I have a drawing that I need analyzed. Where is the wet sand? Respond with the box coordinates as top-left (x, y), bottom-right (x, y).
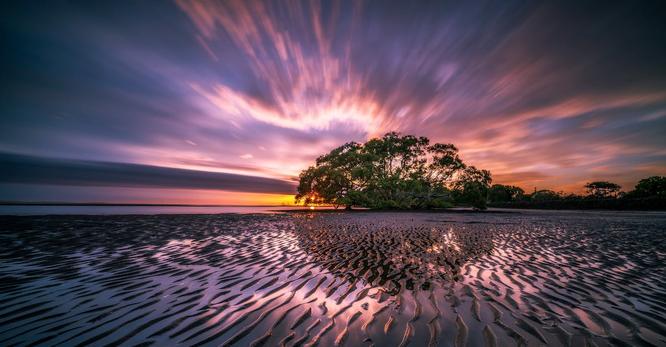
top-left (0, 210), bottom-right (665, 346)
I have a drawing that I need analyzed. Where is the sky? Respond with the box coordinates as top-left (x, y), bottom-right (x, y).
top-left (1, 0), bottom-right (665, 204)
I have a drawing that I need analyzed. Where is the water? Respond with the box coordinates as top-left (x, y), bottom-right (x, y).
top-left (0, 205), bottom-right (317, 215)
top-left (0, 210), bottom-right (664, 346)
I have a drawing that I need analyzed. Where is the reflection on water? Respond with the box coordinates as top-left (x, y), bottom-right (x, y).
top-left (0, 204), bottom-right (318, 215)
top-left (0, 211), bottom-right (665, 346)
top-left (295, 214), bottom-right (494, 294)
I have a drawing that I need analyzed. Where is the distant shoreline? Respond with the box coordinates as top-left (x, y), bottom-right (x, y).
top-left (2, 202), bottom-right (663, 212)
top-left (0, 202), bottom-right (302, 207)
top-left (489, 197), bottom-right (666, 211)
top-left (277, 207), bottom-right (518, 214)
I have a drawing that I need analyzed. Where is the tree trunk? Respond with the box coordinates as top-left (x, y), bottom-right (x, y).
top-left (345, 205), bottom-right (352, 210)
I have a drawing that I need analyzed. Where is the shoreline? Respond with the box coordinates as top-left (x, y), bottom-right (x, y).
top-left (2, 208), bottom-right (665, 218)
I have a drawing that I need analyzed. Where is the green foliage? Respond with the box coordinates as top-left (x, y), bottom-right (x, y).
top-left (451, 166), bottom-right (492, 210)
top-left (584, 181), bottom-right (621, 198)
top-left (296, 132), bottom-right (489, 210)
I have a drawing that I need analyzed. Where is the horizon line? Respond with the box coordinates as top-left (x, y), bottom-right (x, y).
top-left (0, 201), bottom-right (306, 207)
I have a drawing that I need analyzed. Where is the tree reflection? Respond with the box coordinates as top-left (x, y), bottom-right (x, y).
top-left (294, 215), bottom-right (495, 295)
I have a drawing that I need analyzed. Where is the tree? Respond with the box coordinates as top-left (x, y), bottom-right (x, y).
top-left (628, 176), bottom-right (666, 198)
top-left (584, 181), bottom-right (621, 198)
top-left (295, 132), bottom-right (489, 209)
top-left (488, 184), bottom-right (524, 203)
top-left (296, 142), bottom-right (364, 209)
top-left (296, 165), bottom-right (348, 208)
top-left (451, 166), bottom-right (492, 210)
top-left (531, 190), bottom-right (561, 201)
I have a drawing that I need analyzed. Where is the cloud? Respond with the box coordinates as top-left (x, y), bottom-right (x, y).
top-left (1, 0), bottom-right (664, 202)
top-left (491, 171), bottom-right (552, 189)
top-left (176, 0), bottom-right (385, 133)
top-left (0, 152), bottom-right (296, 194)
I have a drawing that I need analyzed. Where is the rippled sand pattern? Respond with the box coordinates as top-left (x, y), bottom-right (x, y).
top-left (1, 211), bottom-right (665, 346)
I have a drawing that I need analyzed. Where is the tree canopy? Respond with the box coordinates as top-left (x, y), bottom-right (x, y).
top-left (486, 176), bottom-right (666, 210)
top-left (488, 184), bottom-right (525, 203)
top-left (530, 189), bottom-right (561, 201)
top-left (584, 181), bottom-right (621, 198)
top-left (628, 176), bottom-right (666, 198)
top-left (296, 132), bottom-right (491, 209)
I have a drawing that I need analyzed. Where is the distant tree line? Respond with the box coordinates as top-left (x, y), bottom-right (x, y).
top-left (488, 176), bottom-right (666, 210)
top-left (296, 132), bottom-right (665, 211)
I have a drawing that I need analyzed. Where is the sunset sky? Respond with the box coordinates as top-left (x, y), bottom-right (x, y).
top-left (2, 1), bottom-right (665, 204)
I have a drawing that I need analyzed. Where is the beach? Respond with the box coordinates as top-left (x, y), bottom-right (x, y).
top-left (1, 210), bottom-right (665, 346)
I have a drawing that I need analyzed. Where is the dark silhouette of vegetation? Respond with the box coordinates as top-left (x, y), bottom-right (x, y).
top-left (451, 166), bottom-right (492, 210)
top-left (296, 132), bottom-right (491, 209)
top-left (488, 184), bottom-right (524, 203)
top-left (489, 176), bottom-right (666, 210)
top-left (297, 134), bottom-right (664, 211)
top-left (625, 176), bottom-right (666, 199)
top-left (530, 189), bottom-right (561, 201)
top-left (585, 181), bottom-right (621, 198)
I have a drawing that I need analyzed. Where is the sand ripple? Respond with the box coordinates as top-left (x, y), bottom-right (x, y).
top-left (0, 210), bottom-right (665, 346)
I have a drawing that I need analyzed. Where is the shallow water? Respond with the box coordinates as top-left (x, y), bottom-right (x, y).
top-left (0, 210), bottom-right (665, 346)
top-left (0, 205), bottom-right (316, 216)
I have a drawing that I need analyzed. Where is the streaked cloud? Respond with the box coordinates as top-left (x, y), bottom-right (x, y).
top-left (176, 0), bottom-right (383, 134)
top-left (1, 1), bottom-right (664, 202)
top-left (0, 152), bottom-right (295, 194)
